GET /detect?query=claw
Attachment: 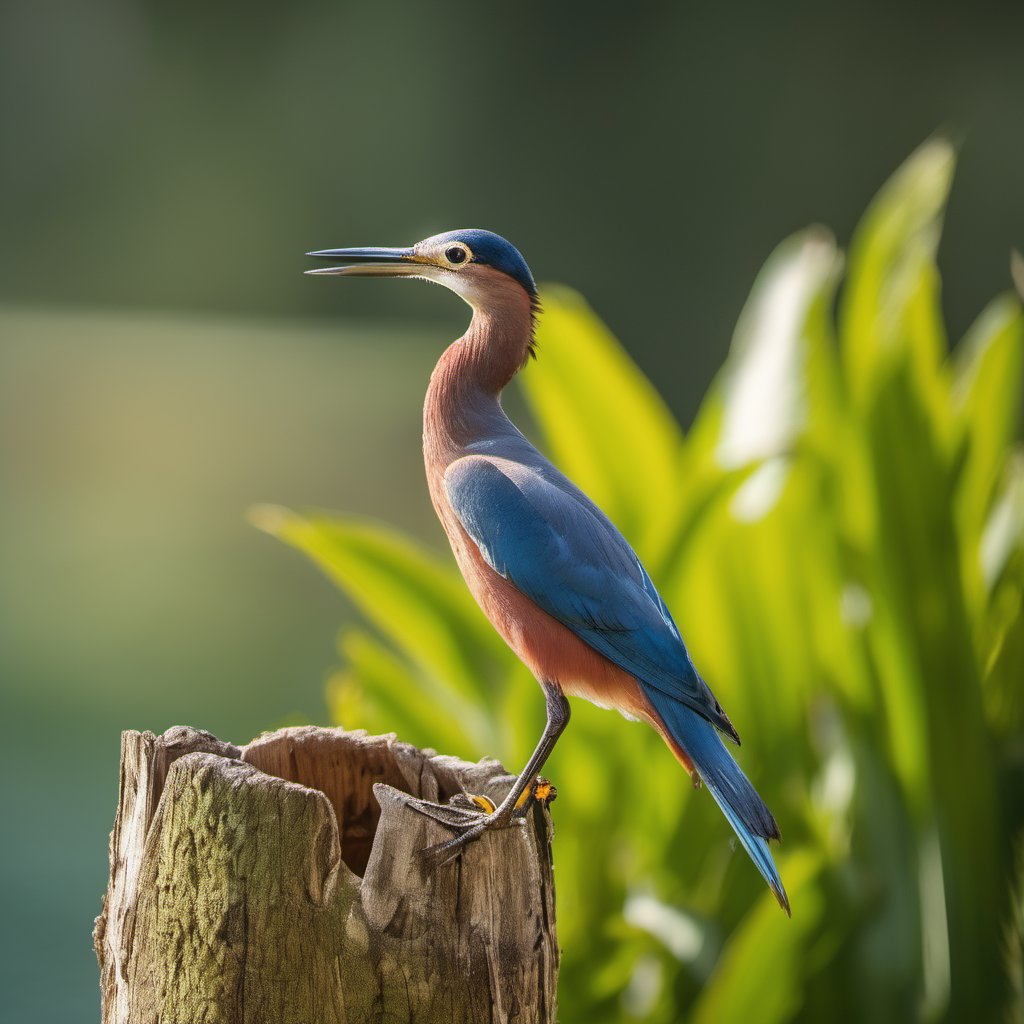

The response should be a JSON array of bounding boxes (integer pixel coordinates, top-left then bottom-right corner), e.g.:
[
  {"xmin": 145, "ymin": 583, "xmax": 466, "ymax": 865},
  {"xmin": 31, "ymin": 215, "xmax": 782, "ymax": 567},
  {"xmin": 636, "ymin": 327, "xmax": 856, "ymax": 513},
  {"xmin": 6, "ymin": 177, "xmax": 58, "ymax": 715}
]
[
  {"xmin": 410, "ymin": 776, "xmax": 557, "ymax": 866},
  {"xmin": 416, "ymin": 806, "xmax": 510, "ymax": 866}
]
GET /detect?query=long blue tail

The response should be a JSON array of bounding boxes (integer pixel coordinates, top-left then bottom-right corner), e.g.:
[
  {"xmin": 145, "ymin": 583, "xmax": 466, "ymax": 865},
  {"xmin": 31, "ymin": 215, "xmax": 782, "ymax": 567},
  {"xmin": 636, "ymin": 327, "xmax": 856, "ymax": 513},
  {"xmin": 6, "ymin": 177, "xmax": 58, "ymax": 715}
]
[{"xmin": 649, "ymin": 692, "xmax": 790, "ymax": 915}]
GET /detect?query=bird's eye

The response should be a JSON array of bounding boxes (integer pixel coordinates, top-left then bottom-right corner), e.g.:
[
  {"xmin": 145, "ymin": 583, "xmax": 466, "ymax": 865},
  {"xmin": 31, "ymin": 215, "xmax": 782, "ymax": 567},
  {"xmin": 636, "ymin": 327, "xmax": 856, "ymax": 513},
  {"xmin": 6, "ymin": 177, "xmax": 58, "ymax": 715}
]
[{"xmin": 445, "ymin": 245, "xmax": 468, "ymax": 265}]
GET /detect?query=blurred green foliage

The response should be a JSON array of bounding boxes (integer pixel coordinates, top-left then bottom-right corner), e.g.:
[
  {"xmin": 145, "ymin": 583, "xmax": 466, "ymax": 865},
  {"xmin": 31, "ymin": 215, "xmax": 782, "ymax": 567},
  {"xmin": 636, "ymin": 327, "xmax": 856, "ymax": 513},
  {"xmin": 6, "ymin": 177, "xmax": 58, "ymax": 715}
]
[{"xmin": 254, "ymin": 142, "xmax": 1024, "ymax": 1023}]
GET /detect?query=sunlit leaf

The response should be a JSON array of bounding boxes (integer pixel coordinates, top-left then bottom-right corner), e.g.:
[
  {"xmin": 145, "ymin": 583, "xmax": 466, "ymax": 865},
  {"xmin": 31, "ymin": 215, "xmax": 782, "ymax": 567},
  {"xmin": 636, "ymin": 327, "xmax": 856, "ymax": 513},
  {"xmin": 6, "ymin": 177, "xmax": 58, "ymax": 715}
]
[
  {"xmin": 840, "ymin": 138, "xmax": 954, "ymax": 423},
  {"xmin": 980, "ymin": 451, "xmax": 1024, "ymax": 592},
  {"xmin": 979, "ymin": 452, "xmax": 1024, "ymax": 734},
  {"xmin": 716, "ymin": 227, "xmax": 841, "ymax": 472},
  {"xmin": 249, "ymin": 504, "xmax": 509, "ymax": 705},
  {"xmin": 952, "ymin": 294, "xmax": 1024, "ymax": 569},
  {"xmin": 691, "ymin": 851, "xmax": 824, "ymax": 1024},
  {"xmin": 523, "ymin": 286, "xmax": 685, "ymax": 563},
  {"xmin": 863, "ymin": 360, "xmax": 1003, "ymax": 1011}
]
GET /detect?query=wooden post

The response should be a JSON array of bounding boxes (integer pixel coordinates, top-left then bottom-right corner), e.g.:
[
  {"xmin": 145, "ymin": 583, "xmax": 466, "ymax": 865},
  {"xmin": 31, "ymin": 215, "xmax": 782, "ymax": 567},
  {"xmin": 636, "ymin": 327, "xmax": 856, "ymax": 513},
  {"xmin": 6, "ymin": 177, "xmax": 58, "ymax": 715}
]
[{"xmin": 94, "ymin": 725, "xmax": 559, "ymax": 1023}]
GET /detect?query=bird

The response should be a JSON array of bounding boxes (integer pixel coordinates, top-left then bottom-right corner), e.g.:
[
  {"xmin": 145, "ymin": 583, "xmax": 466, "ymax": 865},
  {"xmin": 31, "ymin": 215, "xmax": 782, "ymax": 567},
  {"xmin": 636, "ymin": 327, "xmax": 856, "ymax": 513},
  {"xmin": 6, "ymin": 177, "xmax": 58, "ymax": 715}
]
[{"xmin": 307, "ymin": 229, "xmax": 789, "ymax": 914}]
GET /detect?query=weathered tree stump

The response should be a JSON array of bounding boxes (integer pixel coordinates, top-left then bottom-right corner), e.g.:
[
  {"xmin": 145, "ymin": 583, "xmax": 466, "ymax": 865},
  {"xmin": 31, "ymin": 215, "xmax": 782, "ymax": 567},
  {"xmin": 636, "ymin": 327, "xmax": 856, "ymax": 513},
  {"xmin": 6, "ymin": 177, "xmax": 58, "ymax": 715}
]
[{"xmin": 94, "ymin": 725, "xmax": 558, "ymax": 1023}]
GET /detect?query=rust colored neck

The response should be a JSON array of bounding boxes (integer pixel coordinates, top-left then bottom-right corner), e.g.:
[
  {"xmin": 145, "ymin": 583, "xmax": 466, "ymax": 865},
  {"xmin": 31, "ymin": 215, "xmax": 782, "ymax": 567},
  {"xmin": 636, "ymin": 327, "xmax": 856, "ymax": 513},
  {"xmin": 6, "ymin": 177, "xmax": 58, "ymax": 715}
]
[{"xmin": 424, "ymin": 270, "xmax": 535, "ymax": 456}]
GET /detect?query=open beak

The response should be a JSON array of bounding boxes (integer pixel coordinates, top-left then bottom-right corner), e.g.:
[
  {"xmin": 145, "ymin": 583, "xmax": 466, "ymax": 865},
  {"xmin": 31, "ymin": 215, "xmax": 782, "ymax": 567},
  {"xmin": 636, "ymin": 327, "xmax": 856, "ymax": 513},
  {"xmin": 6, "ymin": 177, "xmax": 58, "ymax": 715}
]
[{"xmin": 305, "ymin": 246, "xmax": 422, "ymax": 277}]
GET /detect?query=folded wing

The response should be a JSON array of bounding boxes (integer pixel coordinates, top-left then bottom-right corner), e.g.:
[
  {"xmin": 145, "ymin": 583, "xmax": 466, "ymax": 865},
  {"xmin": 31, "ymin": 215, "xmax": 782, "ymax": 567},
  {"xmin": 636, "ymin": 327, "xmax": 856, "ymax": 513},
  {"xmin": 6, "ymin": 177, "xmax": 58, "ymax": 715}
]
[{"xmin": 444, "ymin": 454, "xmax": 739, "ymax": 742}]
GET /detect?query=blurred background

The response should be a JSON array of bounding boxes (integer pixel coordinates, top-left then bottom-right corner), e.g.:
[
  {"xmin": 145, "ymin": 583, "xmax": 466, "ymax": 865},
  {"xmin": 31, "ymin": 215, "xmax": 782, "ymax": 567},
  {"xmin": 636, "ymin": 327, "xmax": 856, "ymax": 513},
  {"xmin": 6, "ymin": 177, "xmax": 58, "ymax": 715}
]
[{"xmin": 1, "ymin": 3, "xmax": 1023, "ymax": 1022}]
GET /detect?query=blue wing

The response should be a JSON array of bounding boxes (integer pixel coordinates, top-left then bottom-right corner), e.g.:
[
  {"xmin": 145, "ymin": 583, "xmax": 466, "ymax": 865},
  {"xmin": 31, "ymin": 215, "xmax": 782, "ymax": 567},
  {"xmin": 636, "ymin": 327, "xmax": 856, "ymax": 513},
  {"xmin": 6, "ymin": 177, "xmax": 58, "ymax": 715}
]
[{"xmin": 444, "ymin": 453, "xmax": 738, "ymax": 740}]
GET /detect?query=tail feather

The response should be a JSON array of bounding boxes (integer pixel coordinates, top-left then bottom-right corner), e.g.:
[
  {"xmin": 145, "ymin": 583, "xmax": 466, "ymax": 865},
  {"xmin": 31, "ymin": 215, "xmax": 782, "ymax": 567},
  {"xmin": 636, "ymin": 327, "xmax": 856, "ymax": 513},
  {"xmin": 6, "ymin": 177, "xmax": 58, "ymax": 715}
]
[{"xmin": 650, "ymin": 692, "xmax": 790, "ymax": 915}]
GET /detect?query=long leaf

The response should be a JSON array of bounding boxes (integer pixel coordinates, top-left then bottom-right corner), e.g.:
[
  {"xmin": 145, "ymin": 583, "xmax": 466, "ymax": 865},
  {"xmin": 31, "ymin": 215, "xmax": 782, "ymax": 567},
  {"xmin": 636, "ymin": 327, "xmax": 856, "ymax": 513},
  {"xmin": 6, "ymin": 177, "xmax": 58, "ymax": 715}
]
[
  {"xmin": 249, "ymin": 505, "xmax": 510, "ymax": 707},
  {"xmin": 523, "ymin": 286, "xmax": 685, "ymax": 564}
]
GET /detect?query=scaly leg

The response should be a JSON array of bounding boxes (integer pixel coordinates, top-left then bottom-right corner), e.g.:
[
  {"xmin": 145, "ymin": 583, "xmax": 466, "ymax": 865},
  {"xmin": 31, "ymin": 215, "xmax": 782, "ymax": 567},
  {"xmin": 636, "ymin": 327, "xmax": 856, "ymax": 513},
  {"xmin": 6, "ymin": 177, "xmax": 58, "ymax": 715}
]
[{"xmin": 417, "ymin": 684, "xmax": 570, "ymax": 860}]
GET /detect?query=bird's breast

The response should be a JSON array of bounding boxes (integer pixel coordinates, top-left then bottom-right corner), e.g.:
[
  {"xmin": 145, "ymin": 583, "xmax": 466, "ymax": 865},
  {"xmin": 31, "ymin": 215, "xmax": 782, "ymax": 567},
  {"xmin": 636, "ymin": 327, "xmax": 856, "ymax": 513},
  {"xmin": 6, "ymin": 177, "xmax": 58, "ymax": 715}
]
[{"xmin": 436, "ymin": 501, "xmax": 655, "ymax": 724}]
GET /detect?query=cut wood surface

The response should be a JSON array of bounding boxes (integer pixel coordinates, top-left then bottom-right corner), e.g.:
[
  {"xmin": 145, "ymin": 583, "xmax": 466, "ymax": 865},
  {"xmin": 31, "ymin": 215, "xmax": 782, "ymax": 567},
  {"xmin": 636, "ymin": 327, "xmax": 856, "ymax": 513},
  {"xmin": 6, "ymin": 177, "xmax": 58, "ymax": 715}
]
[{"xmin": 94, "ymin": 725, "xmax": 558, "ymax": 1024}]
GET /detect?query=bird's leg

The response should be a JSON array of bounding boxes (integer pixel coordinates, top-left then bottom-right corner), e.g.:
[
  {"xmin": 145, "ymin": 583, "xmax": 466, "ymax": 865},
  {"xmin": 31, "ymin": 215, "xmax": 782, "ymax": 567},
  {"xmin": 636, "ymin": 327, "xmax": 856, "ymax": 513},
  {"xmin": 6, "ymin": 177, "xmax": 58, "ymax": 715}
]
[
  {"xmin": 418, "ymin": 684, "xmax": 570, "ymax": 860},
  {"xmin": 489, "ymin": 684, "xmax": 570, "ymax": 823}
]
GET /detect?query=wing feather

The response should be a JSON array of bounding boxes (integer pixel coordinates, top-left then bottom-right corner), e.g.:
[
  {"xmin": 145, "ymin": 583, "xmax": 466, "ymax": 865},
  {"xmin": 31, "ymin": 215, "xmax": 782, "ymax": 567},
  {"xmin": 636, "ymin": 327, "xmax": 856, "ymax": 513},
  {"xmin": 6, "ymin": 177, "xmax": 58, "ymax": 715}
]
[{"xmin": 444, "ymin": 454, "xmax": 738, "ymax": 740}]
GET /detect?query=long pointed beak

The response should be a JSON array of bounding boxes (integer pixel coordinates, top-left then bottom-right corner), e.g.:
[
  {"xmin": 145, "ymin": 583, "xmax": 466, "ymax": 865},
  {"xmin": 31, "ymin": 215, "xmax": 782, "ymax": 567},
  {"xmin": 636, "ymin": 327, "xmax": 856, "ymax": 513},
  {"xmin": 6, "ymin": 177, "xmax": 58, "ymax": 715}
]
[{"xmin": 305, "ymin": 246, "xmax": 421, "ymax": 277}]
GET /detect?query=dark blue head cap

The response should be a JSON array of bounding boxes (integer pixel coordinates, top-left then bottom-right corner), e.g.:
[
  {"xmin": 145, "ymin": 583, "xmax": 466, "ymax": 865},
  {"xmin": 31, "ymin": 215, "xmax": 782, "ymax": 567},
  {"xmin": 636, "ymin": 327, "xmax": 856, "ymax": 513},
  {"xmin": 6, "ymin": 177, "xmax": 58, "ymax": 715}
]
[{"xmin": 433, "ymin": 229, "xmax": 537, "ymax": 300}]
